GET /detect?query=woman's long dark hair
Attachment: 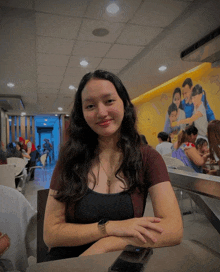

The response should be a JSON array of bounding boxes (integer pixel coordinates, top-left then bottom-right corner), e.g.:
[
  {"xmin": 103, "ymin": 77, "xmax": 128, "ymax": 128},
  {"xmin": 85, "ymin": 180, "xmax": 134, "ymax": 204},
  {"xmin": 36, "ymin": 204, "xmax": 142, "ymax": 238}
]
[
  {"xmin": 191, "ymin": 84, "xmax": 207, "ymax": 109},
  {"xmin": 54, "ymin": 70, "xmax": 144, "ymax": 203},
  {"xmin": 208, "ymin": 120, "xmax": 220, "ymax": 160}
]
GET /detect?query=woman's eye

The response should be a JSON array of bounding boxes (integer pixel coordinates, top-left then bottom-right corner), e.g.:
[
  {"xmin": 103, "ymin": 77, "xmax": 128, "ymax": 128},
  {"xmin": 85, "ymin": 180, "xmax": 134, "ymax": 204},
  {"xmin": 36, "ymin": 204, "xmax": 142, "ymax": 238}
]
[
  {"xmin": 86, "ymin": 104, "xmax": 94, "ymax": 110},
  {"xmin": 106, "ymin": 99, "xmax": 114, "ymax": 104}
]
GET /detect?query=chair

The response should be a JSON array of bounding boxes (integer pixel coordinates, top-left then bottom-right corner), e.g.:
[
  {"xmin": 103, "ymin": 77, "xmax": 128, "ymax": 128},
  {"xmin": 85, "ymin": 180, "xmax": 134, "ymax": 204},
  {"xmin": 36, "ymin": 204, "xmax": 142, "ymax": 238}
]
[
  {"xmin": 37, "ymin": 189, "xmax": 49, "ymax": 263},
  {"xmin": 0, "ymin": 164, "xmax": 16, "ymax": 188},
  {"xmin": 7, "ymin": 157, "xmax": 28, "ymax": 191},
  {"xmin": 162, "ymin": 155, "xmax": 185, "ymax": 168},
  {"xmin": 27, "ymin": 154, "xmax": 47, "ymax": 183}
]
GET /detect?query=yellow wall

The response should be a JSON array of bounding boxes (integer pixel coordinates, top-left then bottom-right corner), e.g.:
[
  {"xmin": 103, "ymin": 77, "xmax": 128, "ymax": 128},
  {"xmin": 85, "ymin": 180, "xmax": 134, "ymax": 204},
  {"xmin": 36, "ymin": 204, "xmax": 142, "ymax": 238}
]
[{"xmin": 132, "ymin": 63, "xmax": 220, "ymax": 148}]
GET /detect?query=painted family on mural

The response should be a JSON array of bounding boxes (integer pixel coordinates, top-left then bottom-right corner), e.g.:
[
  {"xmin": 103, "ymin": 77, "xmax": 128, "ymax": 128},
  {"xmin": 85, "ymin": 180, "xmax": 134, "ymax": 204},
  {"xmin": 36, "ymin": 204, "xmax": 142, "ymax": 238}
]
[
  {"xmin": 163, "ymin": 77, "xmax": 215, "ymax": 142},
  {"xmin": 155, "ymin": 77, "xmax": 220, "ymax": 175}
]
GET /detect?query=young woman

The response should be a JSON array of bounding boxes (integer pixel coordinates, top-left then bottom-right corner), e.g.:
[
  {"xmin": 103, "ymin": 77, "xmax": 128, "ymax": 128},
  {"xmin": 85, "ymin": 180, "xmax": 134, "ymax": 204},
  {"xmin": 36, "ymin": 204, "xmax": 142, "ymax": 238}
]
[
  {"xmin": 173, "ymin": 85, "xmax": 208, "ymax": 139},
  {"xmin": 43, "ymin": 70, "xmax": 183, "ymax": 261},
  {"xmin": 164, "ymin": 88, "xmax": 186, "ymax": 134},
  {"xmin": 208, "ymin": 120, "xmax": 220, "ymax": 166},
  {"xmin": 172, "ymin": 125, "xmax": 209, "ymax": 173},
  {"xmin": 16, "ymin": 142, "xmax": 31, "ymax": 162}
]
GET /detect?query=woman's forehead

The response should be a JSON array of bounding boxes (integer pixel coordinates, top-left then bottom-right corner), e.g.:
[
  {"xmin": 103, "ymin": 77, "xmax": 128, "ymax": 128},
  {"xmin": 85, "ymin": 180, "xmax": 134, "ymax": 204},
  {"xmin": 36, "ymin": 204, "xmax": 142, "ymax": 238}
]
[{"xmin": 82, "ymin": 79, "xmax": 117, "ymax": 100}]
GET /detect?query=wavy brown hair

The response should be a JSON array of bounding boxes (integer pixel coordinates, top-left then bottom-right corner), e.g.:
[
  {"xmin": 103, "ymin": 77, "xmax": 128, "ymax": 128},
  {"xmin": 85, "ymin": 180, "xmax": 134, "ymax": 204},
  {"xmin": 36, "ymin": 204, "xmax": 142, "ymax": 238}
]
[
  {"xmin": 54, "ymin": 70, "xmax": 144, "ymax": 203},
  {"xmin": 208, "ymin": 120, "xmax": 220, "ymax": 160}
]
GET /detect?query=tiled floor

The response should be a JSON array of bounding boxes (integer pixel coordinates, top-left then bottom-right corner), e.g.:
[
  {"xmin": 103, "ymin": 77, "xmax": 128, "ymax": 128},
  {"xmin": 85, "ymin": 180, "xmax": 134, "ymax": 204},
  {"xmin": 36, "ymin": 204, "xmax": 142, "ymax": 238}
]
[{"xmin": 23, "ymin": 162, "xmax": 220, "ymax": 266}]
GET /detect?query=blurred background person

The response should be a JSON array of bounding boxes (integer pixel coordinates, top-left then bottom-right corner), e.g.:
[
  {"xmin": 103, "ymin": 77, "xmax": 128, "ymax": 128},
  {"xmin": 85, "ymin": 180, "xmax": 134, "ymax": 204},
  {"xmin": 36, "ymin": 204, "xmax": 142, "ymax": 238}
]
[
  {"xmin": 172, "ymin": 125, "xmax": 209, "ymax": 173},
  {"xmin": 43, "ymin": 139, "xmax": 53, "ymax": 164},
  {"xmin": 208, "ymin": 120, "xmax": 220, "ymax": 168},
  {"xmin": 156, "ymin": 132, "xmax": 173, "ymax": 155}
]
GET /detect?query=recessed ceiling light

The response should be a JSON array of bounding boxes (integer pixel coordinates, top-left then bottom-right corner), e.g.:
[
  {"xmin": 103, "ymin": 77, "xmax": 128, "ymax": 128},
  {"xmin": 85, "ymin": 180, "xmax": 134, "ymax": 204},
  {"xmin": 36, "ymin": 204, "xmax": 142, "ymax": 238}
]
[
  {"xmin": 45, "ymin": 119, "xmax": 48, "ymax": 121},
  {"xmin": 55, "ymin": 114, "xmax": 58, "ymax": 116},
  {"xmin": 159, "ymin": 66, "xmax": 167, "ymax": 71},
  {"xmin": 69, "ymin": 85, "xmax": 76, "ymax": 90},
  {"xmin": 9, "ymin": 119, "xmax": 12, "ymax": 121},
  {"xmin": 7, "ymin": 82, "xmax": 15, "ymax": 87},
  {"xmin": 80, "ymin": 60, "xmax": 88, "ymax": 67},
  {"xmin": 44, "ymin": 123, "xmax": 47, "ymax": 126},
  {"xmin": 66, "ymin": 114, "xmax": 69, "ymax": 117},
  {"xmin": 58, "ymin": 107, "xmax": 63, "ymax": 111},
  {"xmin": 106, "ymin": 3, "xmax": 120, "ymax": 14},
  {"xmin": 21, "ymin": 112, "xmax": 26, "ymax": 116},
  {"xmin": 92, "ymin": 28, "xmax": 109, "ymax": 37}
]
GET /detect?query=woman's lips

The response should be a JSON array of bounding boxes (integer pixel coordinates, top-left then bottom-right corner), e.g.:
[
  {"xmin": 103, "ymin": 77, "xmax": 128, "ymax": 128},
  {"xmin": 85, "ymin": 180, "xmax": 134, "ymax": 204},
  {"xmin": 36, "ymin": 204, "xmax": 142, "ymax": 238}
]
[{"xmin": 97, "ymin": 120, "xmax": 112, "ymax": 127}]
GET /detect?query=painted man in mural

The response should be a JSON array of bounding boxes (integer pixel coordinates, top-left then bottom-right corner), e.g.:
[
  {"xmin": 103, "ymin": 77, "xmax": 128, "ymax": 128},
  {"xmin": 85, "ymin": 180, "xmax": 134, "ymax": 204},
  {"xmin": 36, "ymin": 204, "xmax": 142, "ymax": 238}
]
[{"xmin": 181, "ymin": 78, "xmax": 215, "ymax": 121}]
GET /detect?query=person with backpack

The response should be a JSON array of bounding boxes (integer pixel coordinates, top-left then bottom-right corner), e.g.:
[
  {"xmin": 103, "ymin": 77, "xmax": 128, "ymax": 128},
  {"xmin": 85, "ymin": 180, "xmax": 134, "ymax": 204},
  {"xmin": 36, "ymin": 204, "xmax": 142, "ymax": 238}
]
[{"xmin": 172, "ymin": 125, "xmax": 209, "ymax": 173}]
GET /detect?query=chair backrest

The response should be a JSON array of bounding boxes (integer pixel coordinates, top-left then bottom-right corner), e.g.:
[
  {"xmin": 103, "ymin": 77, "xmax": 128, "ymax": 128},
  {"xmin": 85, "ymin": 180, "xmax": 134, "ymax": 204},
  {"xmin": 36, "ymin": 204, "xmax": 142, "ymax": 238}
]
[
  {"xmin": 0, "ymin": 164, "xmax": 16, "ymax": 188},
  {"xmin": 40, "ymin": 154, "xmax": 47, "ymax": 167},
  {"xmin": 162, "ymin": 155, "xmax": 185, "ymax": 168},
  {"xmin": 7, "ymin": 157, "xmax": 27, "ymax": 176},
  {"xmin": 37, "ymin": 189, "xmax": 49, "ymax": 263}
]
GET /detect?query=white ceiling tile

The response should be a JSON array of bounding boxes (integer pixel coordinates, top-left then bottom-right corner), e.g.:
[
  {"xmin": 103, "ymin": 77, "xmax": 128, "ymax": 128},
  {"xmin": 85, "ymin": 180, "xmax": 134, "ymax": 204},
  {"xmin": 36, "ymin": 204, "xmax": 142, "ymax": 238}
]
[
  {"xmin": 36, "ymin": 13, "xmax": 82, "ymax": 39},
  {"xmin": 37, "ymin": 36, "xmax": 74, "ymax": 55},
  {"xmin": 60, "ymin": 77, "xmax": 79, "ymax": 91},
  {"xmin": 106, "ymin": 44, "xmax": 144, "ymax": 59},
  {"xmin": 98, "ymin": 58, "xmax": 129, "ymax": 70},
  {"xmin": 85, "ymin": 0, "xmax": 143, "ymax": 23},
  {"xmin": 38, "ymin": 88, "xmax": 59, "ymax": 94},
  {"xmin": 53, "ymin": 94, "xmax": 75, "ymax": 111},
  {"xmin": 117, "ymin": 24, "xmax": 163, "ymax": 46},
  {"xmin": 35, "ymin": 0, "xmax": 88, "ymax": 17},
  {"xmin": 37, "ymin": 75, "xmax": 63, "ymax": 84},
  {"xmin": 72, "ymin": 41, "xmax": 112, "ymax": 57},
  {"xmin": 130, "ymin": 0, "xmax": 190, "ymax": 27},
  {"xmin": 38, "ymin": 82, "xmax": 61, "ymax": 89},
  {"xmin": 0, "ymin": 0, "xmax": 34, "ymax": 9},
  {"xmin": 78, "ymin": 18, "xmax": 125, "ymax": 43},
  {"xmin": 37, "ymin": 66, "xmax": 66, "ymax": 76},
  {"xmin": 37, "ymin": 53, "xmax": 69, "ymax": 67},
  {"xmin": 65, "ymin": 67, "xmax": 88, "ymax": 78},
  {"xmin": 68, "ymin": 56, "xmax": 102, "ymax": 69}
]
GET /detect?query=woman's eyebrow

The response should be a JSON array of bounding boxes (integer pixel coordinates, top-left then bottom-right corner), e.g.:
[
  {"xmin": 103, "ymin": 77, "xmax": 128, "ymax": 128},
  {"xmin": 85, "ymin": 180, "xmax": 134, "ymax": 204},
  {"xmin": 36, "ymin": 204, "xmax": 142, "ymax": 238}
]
[{"xmin": 82, "ymin": 93, "xmax": 113, "ymax": 103}]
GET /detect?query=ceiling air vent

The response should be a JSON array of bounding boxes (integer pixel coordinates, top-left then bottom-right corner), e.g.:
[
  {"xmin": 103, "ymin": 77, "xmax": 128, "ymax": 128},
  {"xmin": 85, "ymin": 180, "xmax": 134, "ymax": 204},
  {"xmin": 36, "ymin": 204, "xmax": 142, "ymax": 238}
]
[
  {"xmin": 0, "ymin": 95, "xmax": 25, "ymax": 111},
  {"xmin": 181, "ymin": 27, "xmax": 220, "ymax": 63}
]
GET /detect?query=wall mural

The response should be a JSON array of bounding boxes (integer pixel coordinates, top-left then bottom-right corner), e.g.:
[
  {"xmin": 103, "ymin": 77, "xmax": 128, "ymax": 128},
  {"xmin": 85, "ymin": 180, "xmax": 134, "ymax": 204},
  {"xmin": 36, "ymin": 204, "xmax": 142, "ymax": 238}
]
[{"xmin": 163, "ymin": 77, "xmax": 215, "ymax": 143}]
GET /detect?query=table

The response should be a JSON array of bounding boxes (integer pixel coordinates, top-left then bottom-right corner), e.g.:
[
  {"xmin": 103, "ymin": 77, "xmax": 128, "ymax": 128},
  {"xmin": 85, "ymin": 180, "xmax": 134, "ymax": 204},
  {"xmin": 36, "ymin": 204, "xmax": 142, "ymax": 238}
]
[{"xmin": 27, "ymin": 240, "xmax": 220, "ymax": 272}]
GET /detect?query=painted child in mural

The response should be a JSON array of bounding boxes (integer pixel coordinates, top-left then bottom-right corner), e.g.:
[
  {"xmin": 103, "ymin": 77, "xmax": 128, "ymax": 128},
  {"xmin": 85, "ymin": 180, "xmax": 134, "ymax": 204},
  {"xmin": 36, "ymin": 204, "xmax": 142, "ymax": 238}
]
[
  {"xmin": 172, "ymin": 84, "xmax": 208, "ymax": 140},
  {"xmin": 181, "ymin": 78, "xmax": 215, "ymax": 121},
  {"xmin": 163, "ymin": 88, "xmax": 186, "ymax": 135},
  {"xmin": 163, "ymin": 103, "xmax": 179, "ymax": 136}
]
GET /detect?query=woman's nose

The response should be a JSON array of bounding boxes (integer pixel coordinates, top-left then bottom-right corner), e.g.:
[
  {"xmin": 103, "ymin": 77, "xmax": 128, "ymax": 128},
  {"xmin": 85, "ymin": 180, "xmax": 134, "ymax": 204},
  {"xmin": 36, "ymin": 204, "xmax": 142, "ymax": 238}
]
[{"xmin": 97, "ymin": 104, "xmax": 108, "ymax": 117}]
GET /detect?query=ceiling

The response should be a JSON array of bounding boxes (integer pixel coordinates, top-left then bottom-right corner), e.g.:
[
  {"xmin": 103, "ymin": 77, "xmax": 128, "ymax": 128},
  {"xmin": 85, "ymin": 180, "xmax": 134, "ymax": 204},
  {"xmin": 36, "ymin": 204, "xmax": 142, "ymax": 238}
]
[{"xmin": 0, "ymin": 0, "xmax": 220, "ymax": 116}]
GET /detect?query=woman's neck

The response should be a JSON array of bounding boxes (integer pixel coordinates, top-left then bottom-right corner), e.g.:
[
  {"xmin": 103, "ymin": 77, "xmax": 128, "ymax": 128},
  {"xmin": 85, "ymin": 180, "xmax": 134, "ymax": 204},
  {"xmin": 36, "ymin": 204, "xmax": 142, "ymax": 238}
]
[{"xmin": 195, "ymin": 101, "xmax": 202, "ymax": 110}]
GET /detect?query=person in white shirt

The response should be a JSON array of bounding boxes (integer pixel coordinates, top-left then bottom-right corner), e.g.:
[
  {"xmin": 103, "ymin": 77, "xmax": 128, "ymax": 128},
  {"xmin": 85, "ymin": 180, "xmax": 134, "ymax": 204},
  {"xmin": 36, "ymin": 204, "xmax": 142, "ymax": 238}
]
[{"xmin": 156, "ymin": 132, "xmax": 173, "ymax": 155}]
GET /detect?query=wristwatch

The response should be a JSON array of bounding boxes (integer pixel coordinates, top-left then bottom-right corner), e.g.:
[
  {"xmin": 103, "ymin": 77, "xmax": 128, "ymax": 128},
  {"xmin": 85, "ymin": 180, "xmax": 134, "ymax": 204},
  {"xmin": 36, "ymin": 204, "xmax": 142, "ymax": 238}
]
[{"xmin": 98, "ymin": 219, "xmax": 109, "ymax": 236}]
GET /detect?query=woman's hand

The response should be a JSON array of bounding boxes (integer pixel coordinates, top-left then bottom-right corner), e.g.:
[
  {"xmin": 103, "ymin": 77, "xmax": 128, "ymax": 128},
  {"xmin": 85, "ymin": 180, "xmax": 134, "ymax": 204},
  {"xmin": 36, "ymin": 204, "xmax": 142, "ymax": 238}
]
[{"xmin": 106, "ymin": 217, "xmax": 163, "ymax": 244}]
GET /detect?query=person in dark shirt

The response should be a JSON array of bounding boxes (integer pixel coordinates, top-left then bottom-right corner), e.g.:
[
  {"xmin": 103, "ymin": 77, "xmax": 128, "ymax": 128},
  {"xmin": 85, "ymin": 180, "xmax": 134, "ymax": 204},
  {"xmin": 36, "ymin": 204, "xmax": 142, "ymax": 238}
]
[{"xmin": 43, "ymin": 70, "xmax": 183, "ymax": 262}]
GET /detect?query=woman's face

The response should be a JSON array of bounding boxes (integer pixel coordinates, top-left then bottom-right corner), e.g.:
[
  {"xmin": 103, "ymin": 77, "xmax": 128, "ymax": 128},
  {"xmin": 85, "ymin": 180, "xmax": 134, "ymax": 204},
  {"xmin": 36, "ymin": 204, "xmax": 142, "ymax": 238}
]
[
  {"xmin": 173, "ymin": 92, "xmax": 181, "ymax": 109},
  {"xmin": 81, "ymin": 78, "xmax": 124, "ymax": 139},
  {"xmin": 192, "ymin": 93, "xmax": 202, "ymax": 107}
]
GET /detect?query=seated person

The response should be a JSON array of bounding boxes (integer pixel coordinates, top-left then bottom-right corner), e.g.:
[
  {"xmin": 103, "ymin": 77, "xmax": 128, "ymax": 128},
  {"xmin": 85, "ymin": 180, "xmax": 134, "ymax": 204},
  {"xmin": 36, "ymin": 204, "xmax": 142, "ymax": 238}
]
[
  {"xmin": 208, "ymin": 120, "xmax": 220, "ymax": 175},
  {"xmin": 0, "ymin": 185, "xmax": 37, "ymax": 272},
  {"xmin": 195, "ymin": 138, "xmax": 215, "ymax": 175},
  {"xmin": 0, "ymin": 142, "xmax": 7, "ymax": 165},
  {"xmin": 6, "ymin": 143, "xmax": 22, "ymax": 159},
  {"xmin": 43, "ymin": 70, "xmax": 183, "ymax": 262},
  {"xmin": 156, "ymin": 132, "xmax": 173, "ymax": 155},
  {"xmin": 172, "ymin": 125, "xmax": 209, "ymax": 173}
]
